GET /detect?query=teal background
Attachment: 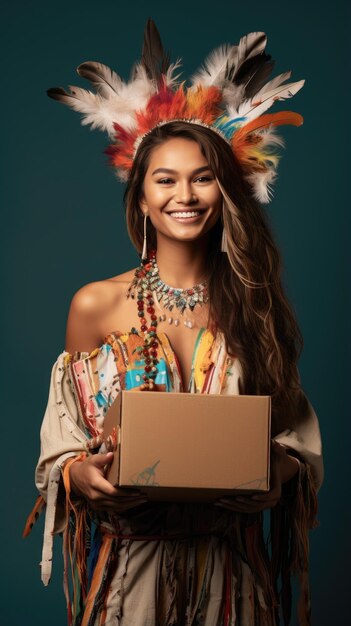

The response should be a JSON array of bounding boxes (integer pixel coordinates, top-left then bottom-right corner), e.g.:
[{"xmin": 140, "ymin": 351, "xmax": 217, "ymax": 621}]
[{"xmin": 2, "ymin": 0, "xmax": 348, "ymax": 624}]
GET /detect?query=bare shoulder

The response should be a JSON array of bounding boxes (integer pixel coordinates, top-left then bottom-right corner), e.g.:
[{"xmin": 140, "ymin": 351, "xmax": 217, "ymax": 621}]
[{"xmin": 65, "ymin": 268, "xmax": 137, "ymax": 353}]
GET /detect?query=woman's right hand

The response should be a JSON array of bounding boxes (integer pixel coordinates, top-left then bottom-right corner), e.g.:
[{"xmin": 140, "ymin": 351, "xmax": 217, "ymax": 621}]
[{"xmin": 68, "ymin": 452, "xmax": 148, "ymax": 513}]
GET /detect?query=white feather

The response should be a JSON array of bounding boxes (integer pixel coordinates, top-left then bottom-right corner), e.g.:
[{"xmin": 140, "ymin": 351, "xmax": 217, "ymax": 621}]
[
  {"xmin": 253, "ymin": 71, "xmax": 292, "ymax": 96},
  {"xmin": 222, "ymin": 83, "xmax": 246, "ymax": 109},
  {"xmin": 77, "ymin": 61, "xmax": 125, "ymax": 99},
  {"xmin": 164, "ymin": 57, "xmax": 183, "ymax": 87},
  {"xmin": 58, "ymin": 62, "xmax": 157, "ymax": 137},
  {"xmin": 220, "ymin": 32, "xmax": 268, "ymax": 108},
  {"xmin": 226, "ymin": 79, "xmax": 305, "ymax": 123},
  {"xmin": 191, "ymin": 32, "xmax": 267, "ymax": 89},
  {"xmin": 63, "ymin": 86, "xmax": 115, "ymax": 134},
  {"xmin": 254, "ymin": 127, "xmax": 285, "ymax": 149},
  {"xmin": 109, "ymin": 65, "xmax": 157, "ymax": 129},
  {"xmin": 115, "ymin": 168, "xmax": 130, "ymax": 183},
  {"xmin": 190, "ymin": 44, "xmax": 235, "ymax": 87},
  {"xmin": 245, "ymin": 168, "xmax": 277, "ymax": 203},
  {"xmin": 61, "ymin": 86, "xmax": 124, "ymax": 137},
  {"xmin": 222, "ymin": 71, "xmax": 292, "ymax": 108}
]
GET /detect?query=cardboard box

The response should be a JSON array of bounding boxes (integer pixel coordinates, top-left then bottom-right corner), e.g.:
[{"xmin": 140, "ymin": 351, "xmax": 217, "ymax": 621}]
[{"xmin": 103, "ymin": 391, "xmax": 271, "ymax": 502}]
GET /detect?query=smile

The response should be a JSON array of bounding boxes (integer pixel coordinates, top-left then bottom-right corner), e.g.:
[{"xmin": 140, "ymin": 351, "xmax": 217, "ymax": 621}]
[{"xmin": 167, "ymin": 210, "xmax": 206, "ymax": 221}]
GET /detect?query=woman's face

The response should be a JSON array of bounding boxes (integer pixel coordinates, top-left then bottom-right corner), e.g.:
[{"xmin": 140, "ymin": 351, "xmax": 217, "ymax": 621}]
[{"xmin": 139, "ymin": 137, "xmax": 222, "ymax": 243}]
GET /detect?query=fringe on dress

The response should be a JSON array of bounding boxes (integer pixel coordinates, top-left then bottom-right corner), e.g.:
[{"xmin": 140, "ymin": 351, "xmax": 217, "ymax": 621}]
[{"xmin": 54, "ymin": 453, "xmax": 319, "ymax": 626}]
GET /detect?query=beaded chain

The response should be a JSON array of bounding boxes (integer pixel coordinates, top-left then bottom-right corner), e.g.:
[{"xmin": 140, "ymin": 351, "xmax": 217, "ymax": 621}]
[
  {"xmin": 132, "ymin": 254, "xmax": 160, "ymax": 391},
  {"xmin": 127, "ymin": 249, "xmax": 209, "ymax": 390}
]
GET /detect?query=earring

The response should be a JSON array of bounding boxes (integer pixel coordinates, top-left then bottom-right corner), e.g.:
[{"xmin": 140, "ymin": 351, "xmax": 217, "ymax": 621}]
[
  {"xmin": 141, "ymin": 213, "xmax": 148, "ymax": 260},
  {"xmin": 221, "ymin": 200, "xmax": 228, "ymax": 254}
]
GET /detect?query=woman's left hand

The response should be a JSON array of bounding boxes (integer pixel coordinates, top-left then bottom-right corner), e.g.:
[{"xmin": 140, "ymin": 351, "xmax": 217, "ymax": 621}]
[{"xmin": 214, "ymin": 440, "xmax": 287, "ymax": 513}]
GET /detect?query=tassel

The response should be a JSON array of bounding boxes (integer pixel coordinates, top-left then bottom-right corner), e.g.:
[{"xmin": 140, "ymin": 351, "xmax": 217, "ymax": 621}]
[
  {"xmin": 244, "ymin": 517, "xmax": 278, "ymax": 623},
  {"xmin": 62, "ymin": 453, "xmax": 88, "ymax": 625},
  {"xmin": 81, "ymin": 534, "xmax": 121, "ymax": 626},
  {"xmin": 87, "ymin": 522, "xmax": 103, "ymax": 588},
  {"xmin": 224, "ymin": 549, "xmax": 232, "ymax": 625},
  {"xmin": 23, "ymin": 495, "xmax": 46, "ymax": 537},
  {"xmin": 270, "ymin": 461, "xmax": 320, "ymax": 626},
  {"xmin": 290, "ymin": 463, "xmax": 319, "ymax": 626}
]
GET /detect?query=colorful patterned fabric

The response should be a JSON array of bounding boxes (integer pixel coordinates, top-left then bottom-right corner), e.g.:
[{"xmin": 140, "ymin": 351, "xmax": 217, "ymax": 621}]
[{"xmin": 25, "ymin": 327, "xmax": 324, "ymax": 626}]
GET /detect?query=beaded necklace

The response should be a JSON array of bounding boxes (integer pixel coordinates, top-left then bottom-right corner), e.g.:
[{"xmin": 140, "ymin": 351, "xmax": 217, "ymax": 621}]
[
  {"xmin": 148, "ymin": 252, "xmax": 208, "ymax": 313},
  {"xmin": 127, "ymin": 250, "xmax": 209, "ymax": 390}
]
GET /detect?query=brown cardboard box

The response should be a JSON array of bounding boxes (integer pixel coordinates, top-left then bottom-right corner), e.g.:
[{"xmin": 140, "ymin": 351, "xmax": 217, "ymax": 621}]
[{"xmin": 103, "ymin": 391, "xmax": 271, "ymax": 502}]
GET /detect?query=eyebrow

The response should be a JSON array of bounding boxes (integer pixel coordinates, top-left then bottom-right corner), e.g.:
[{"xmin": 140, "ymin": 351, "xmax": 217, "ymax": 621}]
[{"xmin": 151, "ymin": 166, "xmax": 212, "ymax": 176}]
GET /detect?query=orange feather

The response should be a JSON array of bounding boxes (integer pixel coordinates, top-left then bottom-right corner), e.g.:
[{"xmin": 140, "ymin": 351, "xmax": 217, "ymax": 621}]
[{"xmin": 233, "ymin": 111, "xmax": 303, "ymax": 149}]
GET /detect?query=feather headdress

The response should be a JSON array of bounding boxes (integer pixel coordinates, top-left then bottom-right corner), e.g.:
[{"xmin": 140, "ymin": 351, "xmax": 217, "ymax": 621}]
[{"xmin": 47, "ymin": 19, "xmax": 304, "ymax": 203}]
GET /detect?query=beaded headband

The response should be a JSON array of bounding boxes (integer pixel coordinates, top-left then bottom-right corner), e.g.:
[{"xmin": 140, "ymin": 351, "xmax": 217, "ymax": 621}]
[{"xmin": 47, "ymin": 19, "xmax": 304, "ymax": 203}]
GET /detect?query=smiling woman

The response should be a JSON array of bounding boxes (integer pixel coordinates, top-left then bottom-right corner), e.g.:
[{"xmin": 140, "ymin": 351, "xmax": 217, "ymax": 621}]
[
  {"xmin": 139, "ymin": 138, "xmax": 222, "ymax": 240},
  {"xmin": 25, "ymin": 19, "xmax": 323, "ymax": 626}
]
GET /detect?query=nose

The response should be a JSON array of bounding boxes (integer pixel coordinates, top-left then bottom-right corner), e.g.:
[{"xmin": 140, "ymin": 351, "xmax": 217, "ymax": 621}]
[{"xmin": 174, "ymin": 181, "xmax": 197, "ymax": 204}]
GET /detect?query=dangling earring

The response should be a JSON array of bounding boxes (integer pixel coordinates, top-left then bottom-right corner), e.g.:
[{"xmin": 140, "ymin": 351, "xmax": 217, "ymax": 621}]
[
  {"xmin": 141, "ymin": 213, "xmax": 148, "ymax": 260},
  {"xmin": 221, "ymin": 200, "xmax": 228, "ymax": 254}
]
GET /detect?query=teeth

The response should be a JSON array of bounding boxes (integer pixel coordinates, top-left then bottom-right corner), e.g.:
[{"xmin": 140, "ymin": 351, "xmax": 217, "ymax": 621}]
[{"xmin": 169, "ymin": 211, "xmax": 201, "ymax": 218}]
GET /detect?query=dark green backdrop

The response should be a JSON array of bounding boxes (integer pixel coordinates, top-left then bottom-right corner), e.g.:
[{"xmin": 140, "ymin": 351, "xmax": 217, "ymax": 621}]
[{"xmin": 2, "ymin": 1, "xmax": 349, "ymax": 624}]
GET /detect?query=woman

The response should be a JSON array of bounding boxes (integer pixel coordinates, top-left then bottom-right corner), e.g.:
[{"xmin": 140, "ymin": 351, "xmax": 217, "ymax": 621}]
[{"xmin": 25, "ymin": 21, "xmax": 323, "ymax": 626}]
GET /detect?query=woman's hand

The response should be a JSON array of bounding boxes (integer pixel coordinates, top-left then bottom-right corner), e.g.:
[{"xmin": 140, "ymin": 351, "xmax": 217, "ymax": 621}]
[
  {"xmin": 68, "ymin": 452, "xmax": 148, "ymax": 513},
  {"xmin": 214, "ymin": 440, "xmax": 293, "ymax": 513}
]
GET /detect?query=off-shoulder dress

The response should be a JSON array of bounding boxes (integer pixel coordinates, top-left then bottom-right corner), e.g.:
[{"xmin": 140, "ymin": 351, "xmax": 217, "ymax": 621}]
[{"xmin": 25, "ymin": 327, "xmax": 324, "ymax": 626}]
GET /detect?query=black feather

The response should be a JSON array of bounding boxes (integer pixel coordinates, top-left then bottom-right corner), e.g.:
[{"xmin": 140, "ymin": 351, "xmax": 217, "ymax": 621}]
[
  {"xmin": 231, "ymin": 54, "xmax": 275, "ymax": 99},
  {"xmin": 76, "ymin": 61, "xmax": 123, "ymax": 98},
  {"xmin": 240, "ymin": 32, "xmax": 267, "ymax": 61},
  {"xmin": 76, "ymin": 62, "xmax": 100, "ymax": 83},
  {"xmin": 141, "ymin": 18, "xmax": 171, "ymax": 84},
  {"xmin": 76, "ymin": 61, "xmax": 119, "ymax": 91},
  {"xmin": 47, "ymin": 87, "xmax": 70, "ymax": 101}
]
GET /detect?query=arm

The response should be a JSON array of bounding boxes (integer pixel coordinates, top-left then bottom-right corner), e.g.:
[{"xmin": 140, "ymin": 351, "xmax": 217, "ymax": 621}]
[
  {"xmin": 63, "ymin": 283, "xmax": 147, "ymax": 510},
  {"xmin": 272, "ymin": 388, "xmax": 324, "ymax": 493},
  {"xmin": 31, "ymin": 284, "xmax": 145, "ymax": 586},
  {"xmin": 279, "ymin": 447, "xmax": 301, "ymax": 483},
  {"xmin": 35, "ymin": 280, "xmax": 110, "ymax": 507},
  {"xmin": 33, "ymin": 351, "xmax": 90, "ymax": 585}
]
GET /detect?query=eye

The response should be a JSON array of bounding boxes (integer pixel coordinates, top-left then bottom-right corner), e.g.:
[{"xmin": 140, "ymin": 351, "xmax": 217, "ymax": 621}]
[
  {"xmin": 157, "ymin": 178, "xmax": 174, "ymax": 184},
  {"xmin": 194, "ymin": 176, "xmax": 213, "ymax": 183}
]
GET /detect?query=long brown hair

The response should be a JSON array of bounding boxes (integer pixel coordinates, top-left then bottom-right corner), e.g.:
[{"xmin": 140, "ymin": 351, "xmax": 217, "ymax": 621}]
[{"xmin": 123, "ymin": 121, "xmax": 303, "ymax": 433}]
